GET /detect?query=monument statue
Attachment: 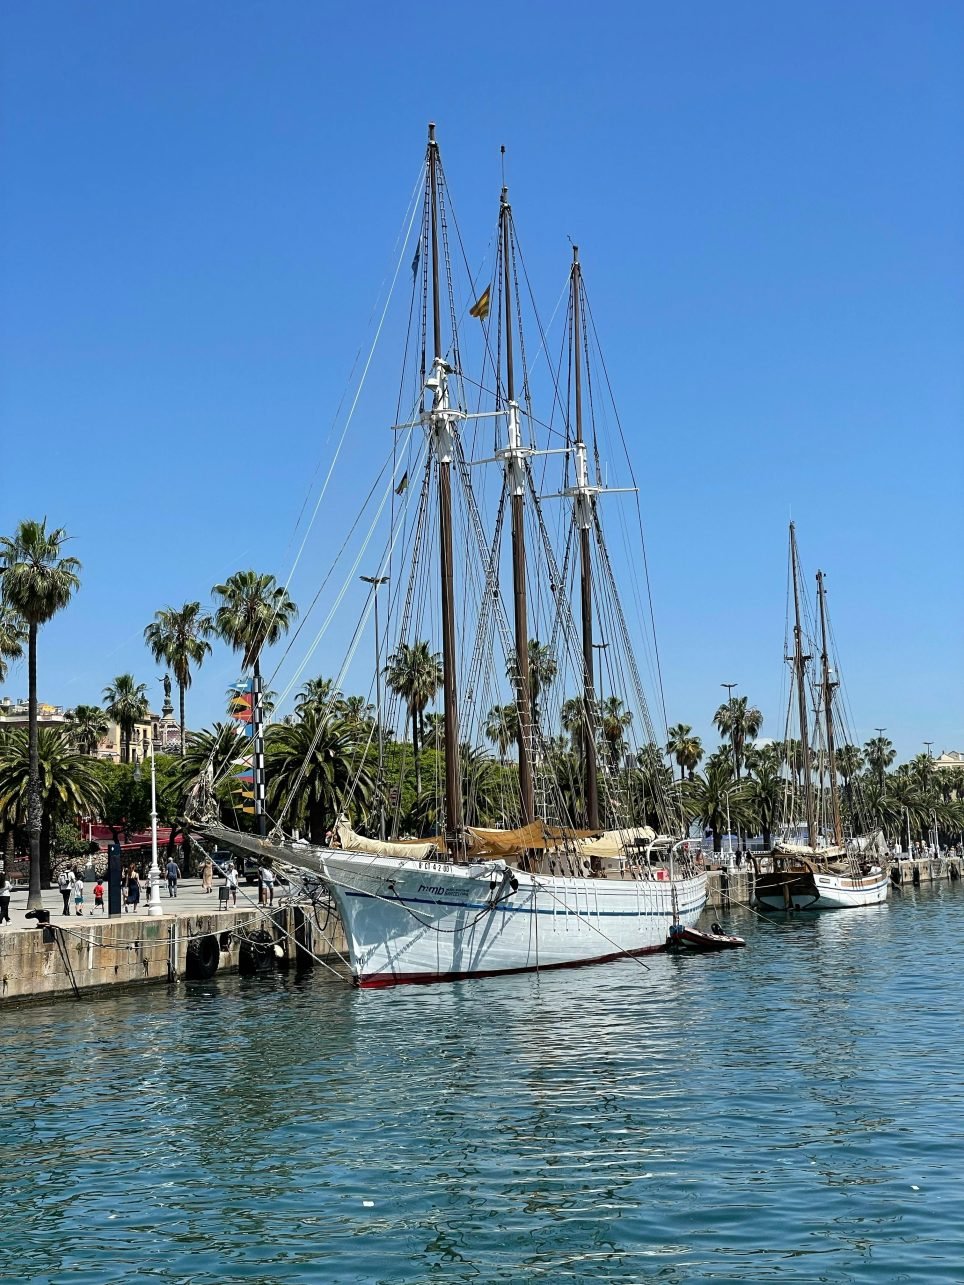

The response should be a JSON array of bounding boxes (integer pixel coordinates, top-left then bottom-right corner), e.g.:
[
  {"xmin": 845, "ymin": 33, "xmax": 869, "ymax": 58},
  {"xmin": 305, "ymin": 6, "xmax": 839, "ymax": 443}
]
[{"xmin": 161, "ymin": 673, "xmax": 174, "ymax": 718}]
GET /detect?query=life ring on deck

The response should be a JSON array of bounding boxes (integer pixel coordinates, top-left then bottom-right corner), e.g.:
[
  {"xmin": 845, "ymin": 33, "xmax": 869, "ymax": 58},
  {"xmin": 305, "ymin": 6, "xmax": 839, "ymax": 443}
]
[{"xmin": 185, "ymin": 934, "xmax": 220, "ymax": 980}]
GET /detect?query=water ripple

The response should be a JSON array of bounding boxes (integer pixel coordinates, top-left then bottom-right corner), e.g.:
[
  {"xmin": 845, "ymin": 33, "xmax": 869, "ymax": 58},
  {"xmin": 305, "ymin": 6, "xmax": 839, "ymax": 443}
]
[{"xmin": 1, "ymin": 885, "xmax": 963, "ymax": 1281}]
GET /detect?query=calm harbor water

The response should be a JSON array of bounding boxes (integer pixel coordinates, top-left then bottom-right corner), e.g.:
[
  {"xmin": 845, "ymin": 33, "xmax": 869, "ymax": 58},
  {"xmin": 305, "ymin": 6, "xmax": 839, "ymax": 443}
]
[{"xmin": 2, "ymin": 884, "xmax": 963, "ymax": 1284}]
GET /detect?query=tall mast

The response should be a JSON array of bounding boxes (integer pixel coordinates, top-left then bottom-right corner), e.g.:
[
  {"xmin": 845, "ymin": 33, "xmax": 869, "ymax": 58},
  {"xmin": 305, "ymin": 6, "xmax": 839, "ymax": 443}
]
[
  {"xmin": 500, "ymin": 186, "xmax": 535, "ymax": 823},
  {"xmin": 789, "ymin": 523, "xmax": 817, "ymax": 851},
  {"xmin": 817, "ymin": 570, "xmax": 844, "ymax": 846},
  {"xmin": 427, "ymin": 123, "xmax": 462, "ymax": 841},
  {"xmin": 571, "ymin": 246, "xmax": 600, "ymax": 829}
]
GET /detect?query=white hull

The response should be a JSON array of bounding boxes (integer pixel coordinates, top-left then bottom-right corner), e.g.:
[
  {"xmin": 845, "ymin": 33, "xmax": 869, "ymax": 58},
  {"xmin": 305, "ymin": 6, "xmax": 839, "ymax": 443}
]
[
  {"xmin": 756, "ymin": 867, "xmax": 890, "ymax": 911},
  {"xmin": 317, "ymin": 851, "xmax": 707, "ymax": 987}
]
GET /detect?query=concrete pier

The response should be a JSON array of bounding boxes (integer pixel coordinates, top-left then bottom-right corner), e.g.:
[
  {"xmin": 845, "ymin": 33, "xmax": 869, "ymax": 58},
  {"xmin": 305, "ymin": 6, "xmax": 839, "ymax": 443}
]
[{"xmin": 0, "ymin": 878, "xmax": 348, "ymax": 1005}]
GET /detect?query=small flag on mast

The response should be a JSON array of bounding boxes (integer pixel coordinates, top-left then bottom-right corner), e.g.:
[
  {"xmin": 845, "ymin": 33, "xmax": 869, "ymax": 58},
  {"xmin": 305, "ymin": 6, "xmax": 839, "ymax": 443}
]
[
  {"xmin": 395, "ymin": 471, "xmax": 409, "ymax": 495},
  {"xmin": 411, "ymin": 243, "xmax": 420, "ymax": 280},
  {"xmin": 469, "ymin": 286, "xmax": 491, "ymax": 320}
]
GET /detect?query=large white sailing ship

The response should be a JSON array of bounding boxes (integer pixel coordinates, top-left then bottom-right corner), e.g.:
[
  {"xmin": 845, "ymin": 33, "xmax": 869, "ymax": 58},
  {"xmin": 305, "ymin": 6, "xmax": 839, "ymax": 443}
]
[{"xmin": 197, "ymin": 124, "xmax": 707, "ymax": 984}]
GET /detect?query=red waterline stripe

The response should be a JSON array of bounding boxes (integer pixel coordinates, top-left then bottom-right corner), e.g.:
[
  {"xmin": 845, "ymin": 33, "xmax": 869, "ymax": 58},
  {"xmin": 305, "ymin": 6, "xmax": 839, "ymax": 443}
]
[{"xmin": 356, "ymin": 942, "xmax": 666, "ymax": 989}]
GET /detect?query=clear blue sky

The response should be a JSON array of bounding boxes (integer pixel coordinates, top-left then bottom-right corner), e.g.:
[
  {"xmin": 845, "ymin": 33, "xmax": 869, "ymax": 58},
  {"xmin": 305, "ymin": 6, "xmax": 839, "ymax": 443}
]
[{"xmin": 2, "ymin": 0, "xmax": 961, "ymax": 762}]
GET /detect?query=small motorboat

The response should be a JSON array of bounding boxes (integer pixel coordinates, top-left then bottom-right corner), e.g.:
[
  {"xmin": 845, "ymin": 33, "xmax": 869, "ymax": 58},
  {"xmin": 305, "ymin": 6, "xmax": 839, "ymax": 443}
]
[{"xmin": 666, "ymin": 921, "xmax": 746, "ymax": 953}]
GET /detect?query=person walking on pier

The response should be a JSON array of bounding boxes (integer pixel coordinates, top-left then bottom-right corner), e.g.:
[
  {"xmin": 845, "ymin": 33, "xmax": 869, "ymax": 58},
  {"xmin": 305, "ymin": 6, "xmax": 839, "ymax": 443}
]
[
  {"xmin": 58, "ymin": 867, "xmax": 72, "ymax": 916},
  {"xmin": 93, "ymin": 880, "xmax": 105, "ymax": 915},
  {"xmin": 201, "ymin": 856, "xmax": 213, "ymax": 894},
  {"xmin": 0, "ymin": 875, "xmax": 12, "ymax": 924},
  {"xmin": 73, "ymin": 872, "xmax": 85, "ymax": 916},
  {"xmin": 126, "ymin": 869, "xmax": 141, "ymax": 913},
  {"xmin": 225, "ymin": 861, "xmax": 238, "ymax": 907},
  {"xmin": 166, "ymin": 857, "xmax": 180, "ymax": 898}
]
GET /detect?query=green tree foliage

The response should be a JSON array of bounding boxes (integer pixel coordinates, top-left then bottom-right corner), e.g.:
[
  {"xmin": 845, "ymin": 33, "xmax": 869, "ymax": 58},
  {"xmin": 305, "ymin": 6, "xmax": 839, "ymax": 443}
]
[
  {"xmin": 144, "ymin": 602, "xmax": 213, "ymax": 756},
  {"xmin": 712, "ymin": 695, "xmax": 763, "ymax": 779},
  {"xmin": 103, "ymin": 674, "xmax": 150, "ymax": 764},
  {"xmin": 67, "ymin": 704, "xmax": 109, "ymax": 755},
  {"xmin": 385, "ymin": 640, "xmax": 442, "ymax": 796},
  {"xmin": 666, "ymin": 723, "xmax": 704, "ymax": 782},
  {"xmin": 0, "ymin": 604, "xmax": 27, "ymax": 683},
  {"xmin": 212, "ymin": 570, "xmax": 297, "ymax": 672},
  {"xmin": 0, "ymin": 728, "xmax": 103, "ymax": 883},
  {"xmin": 676, "ymin": 756, "xmax": 752, "ymax": 853},
  {"xmin": 265, "ymin": 711, "xmax": 374, "ymax": 844},
  {"xmin": 0, "ymin": 519, "xmax": 81, "ymax": 907}
]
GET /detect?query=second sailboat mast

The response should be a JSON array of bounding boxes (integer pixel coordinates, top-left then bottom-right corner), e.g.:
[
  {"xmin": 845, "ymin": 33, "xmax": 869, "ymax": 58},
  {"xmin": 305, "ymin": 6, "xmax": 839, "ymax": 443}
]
[
  {"xmin": 428, "ymin": 124, "xmax": 462, "ymax": 838},
  {"xmin": 571, "ymin": 247, "xmax": 600, "ymax": 830},
  {"xmin": 500, "ymin": 186, "xmax": 535, "ymax": 823},
  {"xmin": 790, "ymin": 523, "xmax": 817, "ymax": 851}
]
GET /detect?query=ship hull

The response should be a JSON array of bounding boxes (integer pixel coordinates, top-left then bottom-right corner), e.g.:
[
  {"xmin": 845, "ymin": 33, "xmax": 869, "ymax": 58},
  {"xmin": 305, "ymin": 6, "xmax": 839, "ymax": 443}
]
[
  {"xmin": 317, "ymin": 852, "xmax": 707, "ymax": 987},
  {"xmin": 756, "ymin": 865, "xmax": 889, "ymax": 911}
]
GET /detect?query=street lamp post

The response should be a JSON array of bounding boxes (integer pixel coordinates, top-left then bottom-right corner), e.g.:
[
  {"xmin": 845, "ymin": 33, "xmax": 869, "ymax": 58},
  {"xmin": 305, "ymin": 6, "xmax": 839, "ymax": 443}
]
[
  {"xmin": 361, "ymin": 574, "xmax": 390, "ymax": 841},
  {"xmin": 146, "ymin": 740, "xmax": 163, "ymax": 916}
]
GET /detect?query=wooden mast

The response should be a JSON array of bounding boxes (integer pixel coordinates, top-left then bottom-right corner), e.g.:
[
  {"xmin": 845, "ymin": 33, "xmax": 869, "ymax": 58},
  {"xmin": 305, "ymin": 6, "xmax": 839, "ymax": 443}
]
[
  {"xmin": 571, "ymin": 246, "xmax": 600, "ymax": 829},
  {"xmin": 500, "ymin": 186, "xmax": 535, "ymax": 823},
  {"xmin": 427, "ymin": 123, "xmax": 462, "ymax": 842},
  {"xmin": 817, "ymin": 570, "xmax": 844, "ymax": 847},
  {"xmin": 789, "ymin": 523, "xmax": 817, "ymax": 851}
]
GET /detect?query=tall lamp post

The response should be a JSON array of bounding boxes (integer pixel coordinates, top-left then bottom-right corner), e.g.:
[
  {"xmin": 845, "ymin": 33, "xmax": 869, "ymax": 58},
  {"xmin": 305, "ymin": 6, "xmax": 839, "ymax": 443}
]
[
  {"xmin": 361, "ymin": 574, "xmax": 390, "ymax": 841},
  {"xmin": 924, "ymin": 741, "xmax": 939, "ymax": 858},
  {"xmin": 135, "ymin": 739, "xmax": 164, "ymax": 916}
]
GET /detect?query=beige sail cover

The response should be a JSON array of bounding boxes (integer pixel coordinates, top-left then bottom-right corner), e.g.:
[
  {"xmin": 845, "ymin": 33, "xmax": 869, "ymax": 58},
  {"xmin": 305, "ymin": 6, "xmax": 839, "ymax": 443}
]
[
  {"xmin": 577, "ymin": 826, "xmax": 656, "ymax": 858},
  {"xmin": 774, "ymin": 841, "xmax": 846, "ymax": 860},
  {"xmin": 333, "ymin": 818, "xmax": 437, "ymax": 861}
]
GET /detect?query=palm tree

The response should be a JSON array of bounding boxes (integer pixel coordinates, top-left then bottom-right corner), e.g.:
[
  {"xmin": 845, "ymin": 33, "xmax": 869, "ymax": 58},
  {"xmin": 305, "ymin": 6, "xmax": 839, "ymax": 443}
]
[
  {"xmin": 67, "ymin": 704, "xmax": 109, "ymax": 755},
  {"xmin": 0, "ymin": 519, "xmax": 81, "ymax": 909},
  {"xmin": 385, "ymin": 640, "xmax": 443, "ymax": 796},
  {"xmin": 677, "ymin": 756, "xmax": 751, "ymax": 854},
  {"xmin": 560, "ymin": 697, "xmax": 584, "ymax": 752},
  {"xmin": 103, "ymin": 674, "xmax": 150, "ymax": 764},
  {"xmin": 295, "ymin": 676, "xmax": 342, "ymax": 719},
  {"xmin": 599, "ymin": 696, "xmax": 632, "ymax": 768},
  {"xmin": 864, "ymin": 735, "xmax": 895, "ymax": 792},
  {"xmin": 835, "ymin": 743, "xmax": 863, "ymax": 802},
  {"xmin": 666, "ymin": 722, "xmax": 703, "ymax": 781},
  {"xmin": 485, "ymin": 703, "xmax": 518, "ymax": 764},
  {"xmin": 423, "ymin": 712, "xmax": 445, "ymax": 750},
  {"xmin": 506, "ymin": 638, "xmax": 558, "ymax": 728},
  {"xmin": 212, "ymin": 569, "xmax": 298, "ymax": 689},
  {"xmin": 712, "ymin": 695, "xmax": 763, "ymax": 779},
  {"xmin": 744, "ymin": 757, "xmax": 785, "ymax": 850},
  {"xmin": 341, "ymin": 694, "xmax": 375, "ymax": 726},
  {"xmin": 265, "ymin": 711, "xmax": 374, "ymax": 844},
  {"xmin": 0, "ymin": 604, "xmax": 27, "ymax": 683},
  {"xmin": 176, "ymin": 721, "xmax": 248, "ymax": 821},
  {"xmin": 0, "ymin": 727, "xmax": 103, "ymax": 884},
  {"xmin": 144, "ymin": 602, "xmax": 213, "ymax": 756}
]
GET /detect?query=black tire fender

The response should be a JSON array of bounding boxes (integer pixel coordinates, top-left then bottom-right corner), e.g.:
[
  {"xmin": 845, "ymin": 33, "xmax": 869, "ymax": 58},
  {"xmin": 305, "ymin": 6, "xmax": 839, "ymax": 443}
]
[{"xmin": 185, "ymin": 933, "xmax": 220, "ymax": 980}]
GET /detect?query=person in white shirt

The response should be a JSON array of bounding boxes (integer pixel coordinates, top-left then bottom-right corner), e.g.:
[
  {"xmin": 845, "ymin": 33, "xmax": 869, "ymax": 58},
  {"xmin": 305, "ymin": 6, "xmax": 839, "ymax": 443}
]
[
  {"xmin": 0, "ymin": 876, "xmax": 12, "ymax": 924},
  {"xmin": 73, "ymin": 874, "xmax": 85, "ymax": 916},
  {"xmin": 259, "ymin": 864, "xmax": 275, "ymax": 907},
  {"xmin": 58, "ymin": 867, "xmax": 72, "ymax": 915},
  {"xmin": 225, "ymin": 862, "xmax": 239, "ymax": 906}
]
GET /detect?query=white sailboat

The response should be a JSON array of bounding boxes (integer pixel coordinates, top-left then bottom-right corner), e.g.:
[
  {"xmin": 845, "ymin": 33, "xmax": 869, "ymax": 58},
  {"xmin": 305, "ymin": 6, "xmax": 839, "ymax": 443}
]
[
  {"xmin": 754, "ymin": 525, "xmax": 888, "ymax": 912},
  {"xmin": 198, "ymin": 124, "xmax": 706, "ymax": 984}
]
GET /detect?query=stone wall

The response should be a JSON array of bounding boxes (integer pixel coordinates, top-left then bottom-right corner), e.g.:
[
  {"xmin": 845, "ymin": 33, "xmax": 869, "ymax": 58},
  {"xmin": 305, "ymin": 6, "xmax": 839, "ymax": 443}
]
[{"xmin": 0, "ymin": 905, "xmax": 349, "ymax": 1005}]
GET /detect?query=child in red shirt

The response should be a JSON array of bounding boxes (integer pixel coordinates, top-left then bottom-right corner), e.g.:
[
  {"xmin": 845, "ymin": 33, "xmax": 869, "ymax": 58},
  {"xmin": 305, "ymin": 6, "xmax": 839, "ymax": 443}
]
[{"xmin": 93, "ymin": 881, "xmax": 105, "ymax": 915}]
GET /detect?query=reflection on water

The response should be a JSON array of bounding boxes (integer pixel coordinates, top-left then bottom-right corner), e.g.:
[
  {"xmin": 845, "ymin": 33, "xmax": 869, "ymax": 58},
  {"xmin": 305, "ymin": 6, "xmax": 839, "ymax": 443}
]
[{"xmin": 2, "ymin": 886, "xmax": 963, "ymax": 1281}]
